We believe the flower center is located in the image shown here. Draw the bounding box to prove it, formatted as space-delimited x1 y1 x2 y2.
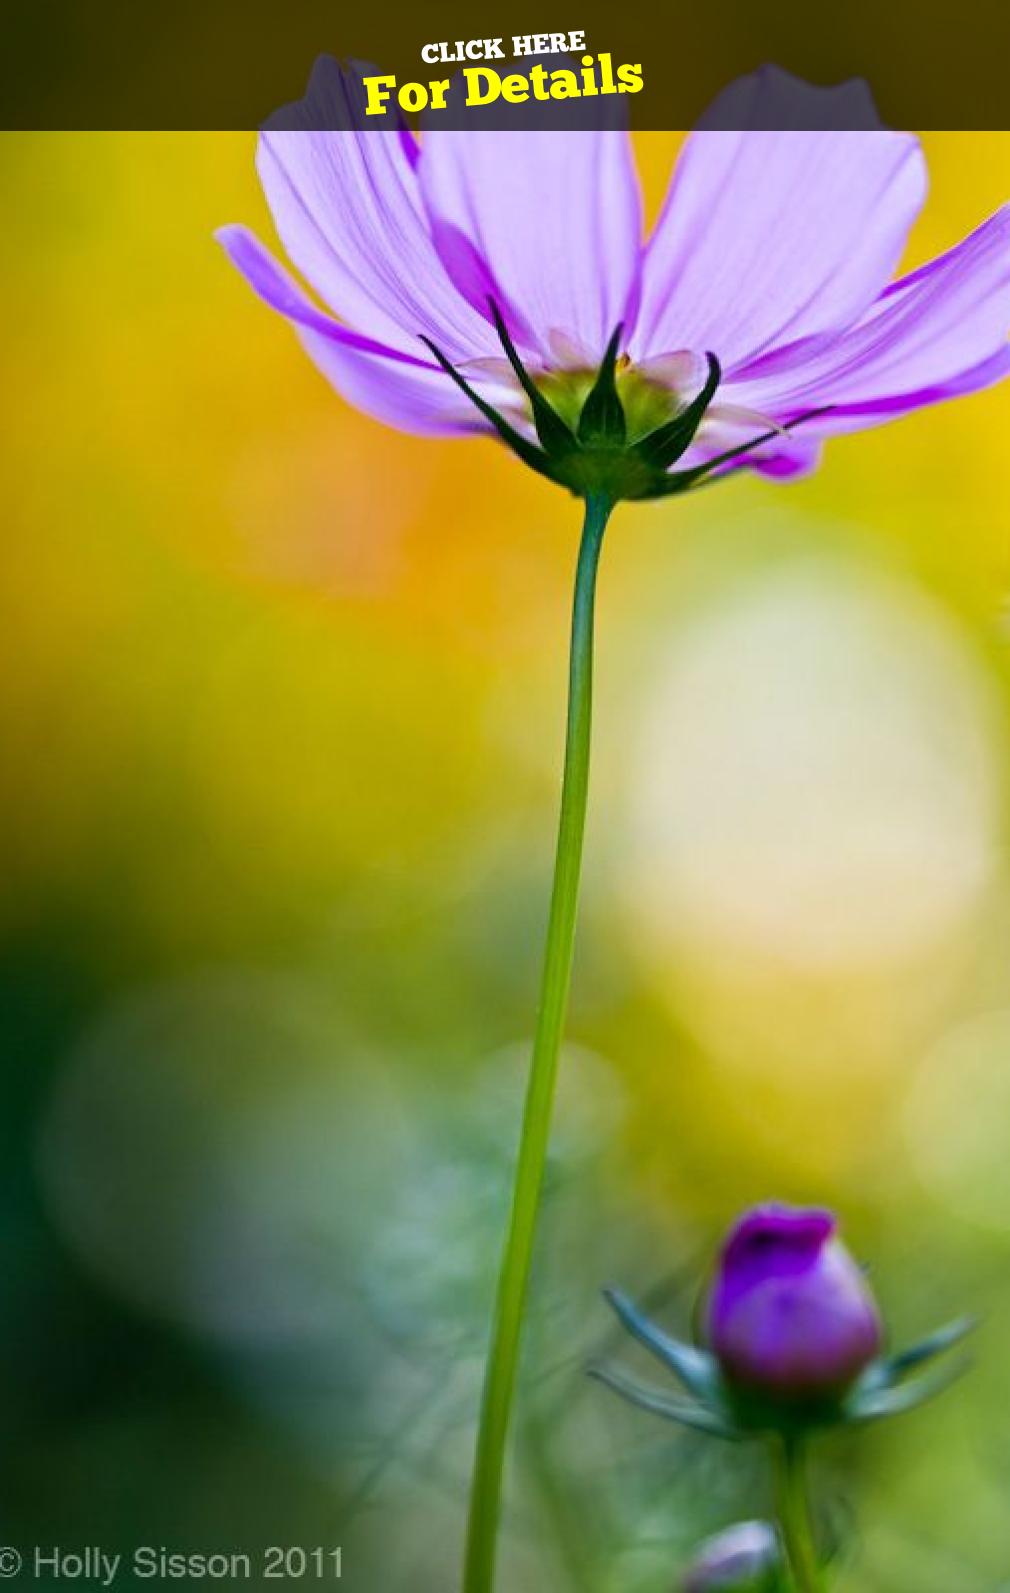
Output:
536 356 685 445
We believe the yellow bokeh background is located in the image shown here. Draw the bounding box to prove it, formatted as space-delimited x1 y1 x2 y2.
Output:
6 132 1010 1588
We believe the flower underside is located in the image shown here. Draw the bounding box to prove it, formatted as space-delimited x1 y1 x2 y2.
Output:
422 303 830 502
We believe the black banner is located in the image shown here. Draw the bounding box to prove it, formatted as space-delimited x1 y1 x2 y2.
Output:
5 0 1010 129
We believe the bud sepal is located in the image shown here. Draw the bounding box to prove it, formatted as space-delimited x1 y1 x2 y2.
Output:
591 1286 973 1442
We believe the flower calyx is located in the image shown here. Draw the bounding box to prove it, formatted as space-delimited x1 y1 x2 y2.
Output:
421 302 819 502
589 1286 975 1442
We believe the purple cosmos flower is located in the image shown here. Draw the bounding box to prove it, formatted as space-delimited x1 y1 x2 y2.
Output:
218 62 1010 497
682 1521 781 1592
600 1211 971 1593
599 1207 970 1433
706 1204 883 1399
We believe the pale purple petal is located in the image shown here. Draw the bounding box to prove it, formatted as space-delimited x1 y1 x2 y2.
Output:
422 217 540 349
674 414 823 482
216 225 411 356
417 128 642 359
216 225 500 437
263 53 402 133
636 72 925 369
731 353 1010 454
696 62 885 133
292 326 502 436
255 63 496 361
739 436 824 480
814 348 1010 428
726 206 1010 423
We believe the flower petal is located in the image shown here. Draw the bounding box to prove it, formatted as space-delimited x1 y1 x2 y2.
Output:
696 62 887 133
417 127 643 360
636 68 926 369
727 206 1010 420
216 225 502 437
293 326 503 436
673 420 825 483
256 60 495 360
736 436 824 480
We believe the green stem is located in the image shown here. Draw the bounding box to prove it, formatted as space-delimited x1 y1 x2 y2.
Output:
772 1437 825 1593
462 492 614 1593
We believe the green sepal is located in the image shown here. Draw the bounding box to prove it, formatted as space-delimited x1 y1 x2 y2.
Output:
596 1286 974 1443
844 1317 975 1421
633 352 721 470
873 1317 976 1388
487 300 576 458
577 324 627 447
419 334 556 483
424 313 833 508
588 1362 742 1440
639 405 835 498
844 1354 972 1423
640 421 784 497
602 1287 722 1405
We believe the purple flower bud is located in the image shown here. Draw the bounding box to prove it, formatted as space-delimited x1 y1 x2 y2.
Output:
682 1521 781 1590
706 1203 882 1399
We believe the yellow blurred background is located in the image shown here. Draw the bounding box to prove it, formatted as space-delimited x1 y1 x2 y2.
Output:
5 133 1010 1589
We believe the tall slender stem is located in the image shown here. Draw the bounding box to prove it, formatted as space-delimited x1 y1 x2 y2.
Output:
773 1437 825 1593
463 492 614 1593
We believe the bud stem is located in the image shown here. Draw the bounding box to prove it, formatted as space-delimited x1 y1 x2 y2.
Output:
772 1437 825 1593
463 491 614 1593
